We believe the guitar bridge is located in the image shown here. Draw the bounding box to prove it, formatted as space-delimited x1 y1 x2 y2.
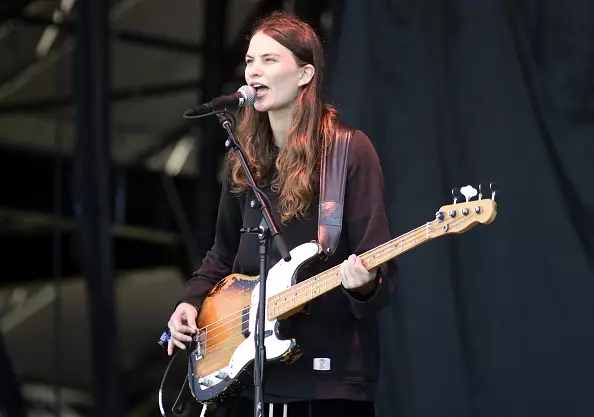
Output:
192 328 207 361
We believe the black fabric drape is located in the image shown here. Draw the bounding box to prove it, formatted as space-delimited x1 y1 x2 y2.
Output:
330 1 594 416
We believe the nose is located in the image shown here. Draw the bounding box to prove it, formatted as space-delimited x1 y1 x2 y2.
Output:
247 62 263 80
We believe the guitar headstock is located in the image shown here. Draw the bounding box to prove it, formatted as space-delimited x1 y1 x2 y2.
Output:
427 183 498 239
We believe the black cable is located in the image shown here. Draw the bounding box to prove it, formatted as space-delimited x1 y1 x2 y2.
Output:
158 349 181 417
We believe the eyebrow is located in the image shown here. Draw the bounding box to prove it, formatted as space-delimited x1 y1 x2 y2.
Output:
245 52 280 59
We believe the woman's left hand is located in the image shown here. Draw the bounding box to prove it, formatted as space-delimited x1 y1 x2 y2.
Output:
340 254 378 296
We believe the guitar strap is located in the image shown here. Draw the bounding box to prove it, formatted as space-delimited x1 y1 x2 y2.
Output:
318 123 354 257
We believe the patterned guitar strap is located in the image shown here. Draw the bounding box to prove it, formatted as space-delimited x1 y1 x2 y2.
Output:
318 123 354 256
267 125 353 417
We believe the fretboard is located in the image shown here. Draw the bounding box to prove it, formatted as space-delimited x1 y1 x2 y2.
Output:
267 220 437 320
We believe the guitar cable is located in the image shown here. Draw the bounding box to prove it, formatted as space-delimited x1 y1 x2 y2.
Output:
157 343 180 417
158 331 204 417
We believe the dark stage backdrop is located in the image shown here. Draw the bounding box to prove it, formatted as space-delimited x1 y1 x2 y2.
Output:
329 1 594 416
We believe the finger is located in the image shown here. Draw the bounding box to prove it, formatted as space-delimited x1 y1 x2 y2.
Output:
348 259 368 287
169 316 183 331
341 260 354 289
170 329 193 343
172 338 186 350
352 254 367 271
353 259 368 275
183 311 198 332
354 255 363 268
167 340 174 356
170 316 195 335
339 260 345 280
346 257 358 279
174 323 196 335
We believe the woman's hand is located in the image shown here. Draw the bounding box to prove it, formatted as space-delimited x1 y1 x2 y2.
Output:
340 254 378 296
167 302 198 356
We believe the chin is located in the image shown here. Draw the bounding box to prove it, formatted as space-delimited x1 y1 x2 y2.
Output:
254 102 272 112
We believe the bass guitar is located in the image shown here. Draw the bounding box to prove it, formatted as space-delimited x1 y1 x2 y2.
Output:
187 185 497 404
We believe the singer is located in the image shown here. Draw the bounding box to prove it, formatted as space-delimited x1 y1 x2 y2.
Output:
166 11 397 417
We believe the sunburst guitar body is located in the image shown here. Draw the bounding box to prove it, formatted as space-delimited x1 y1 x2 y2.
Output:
187 242 320 403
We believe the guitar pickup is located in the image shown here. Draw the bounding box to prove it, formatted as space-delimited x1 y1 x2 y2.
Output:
241 306 250 337
241 306 273 338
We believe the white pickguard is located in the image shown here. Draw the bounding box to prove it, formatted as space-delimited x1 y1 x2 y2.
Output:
227 241 319 377
194 241 320 392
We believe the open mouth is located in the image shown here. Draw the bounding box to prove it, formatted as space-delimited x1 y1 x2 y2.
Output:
251 83 270 98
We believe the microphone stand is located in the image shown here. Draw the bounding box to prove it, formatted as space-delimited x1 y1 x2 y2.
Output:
213 111 291 417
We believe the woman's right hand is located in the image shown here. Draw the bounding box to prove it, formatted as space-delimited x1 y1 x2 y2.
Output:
167 302 198 356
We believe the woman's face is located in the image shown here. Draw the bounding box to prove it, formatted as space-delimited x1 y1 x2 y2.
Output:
245 32 313 113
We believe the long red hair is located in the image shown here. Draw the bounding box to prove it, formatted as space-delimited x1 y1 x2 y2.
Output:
227 11 338 222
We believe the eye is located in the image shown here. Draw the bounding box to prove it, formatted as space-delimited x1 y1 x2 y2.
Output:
265 57 276 62
245 58 253 65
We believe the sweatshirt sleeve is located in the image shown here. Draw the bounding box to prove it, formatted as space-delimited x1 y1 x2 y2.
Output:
340 130 398 319
178 171 243 312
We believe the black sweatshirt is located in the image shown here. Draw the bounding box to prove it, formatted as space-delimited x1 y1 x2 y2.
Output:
179 129 398 403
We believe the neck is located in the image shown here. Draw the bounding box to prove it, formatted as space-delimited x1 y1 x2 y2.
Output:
266 221 437 321
268 105 295 148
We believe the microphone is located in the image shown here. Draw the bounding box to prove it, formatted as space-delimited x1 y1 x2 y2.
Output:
183 85 257 118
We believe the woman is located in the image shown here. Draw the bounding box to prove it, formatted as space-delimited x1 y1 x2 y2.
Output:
167 11 397 417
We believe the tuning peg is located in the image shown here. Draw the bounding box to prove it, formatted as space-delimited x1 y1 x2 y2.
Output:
460 185 478 202
451 188 460 204
490 182 497 201
478 182 484 200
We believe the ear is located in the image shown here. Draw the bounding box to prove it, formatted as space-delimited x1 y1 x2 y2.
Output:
297 64 315 87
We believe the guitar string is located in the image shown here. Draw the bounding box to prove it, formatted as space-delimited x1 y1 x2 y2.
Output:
201 231 437 351
267 218 437 305
200 210 482 346
199 210 482 347
197 219 437 336
195 211 482 347
197 219 434 333
266 205 487 306
202 221 485 353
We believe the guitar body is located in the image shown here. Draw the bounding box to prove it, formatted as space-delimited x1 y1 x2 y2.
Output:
188 241 323 404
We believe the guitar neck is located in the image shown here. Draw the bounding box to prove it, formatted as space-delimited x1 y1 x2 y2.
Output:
267 221 436 320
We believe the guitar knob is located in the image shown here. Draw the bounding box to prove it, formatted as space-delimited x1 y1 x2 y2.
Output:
215 371 229 380
199 377 215 387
